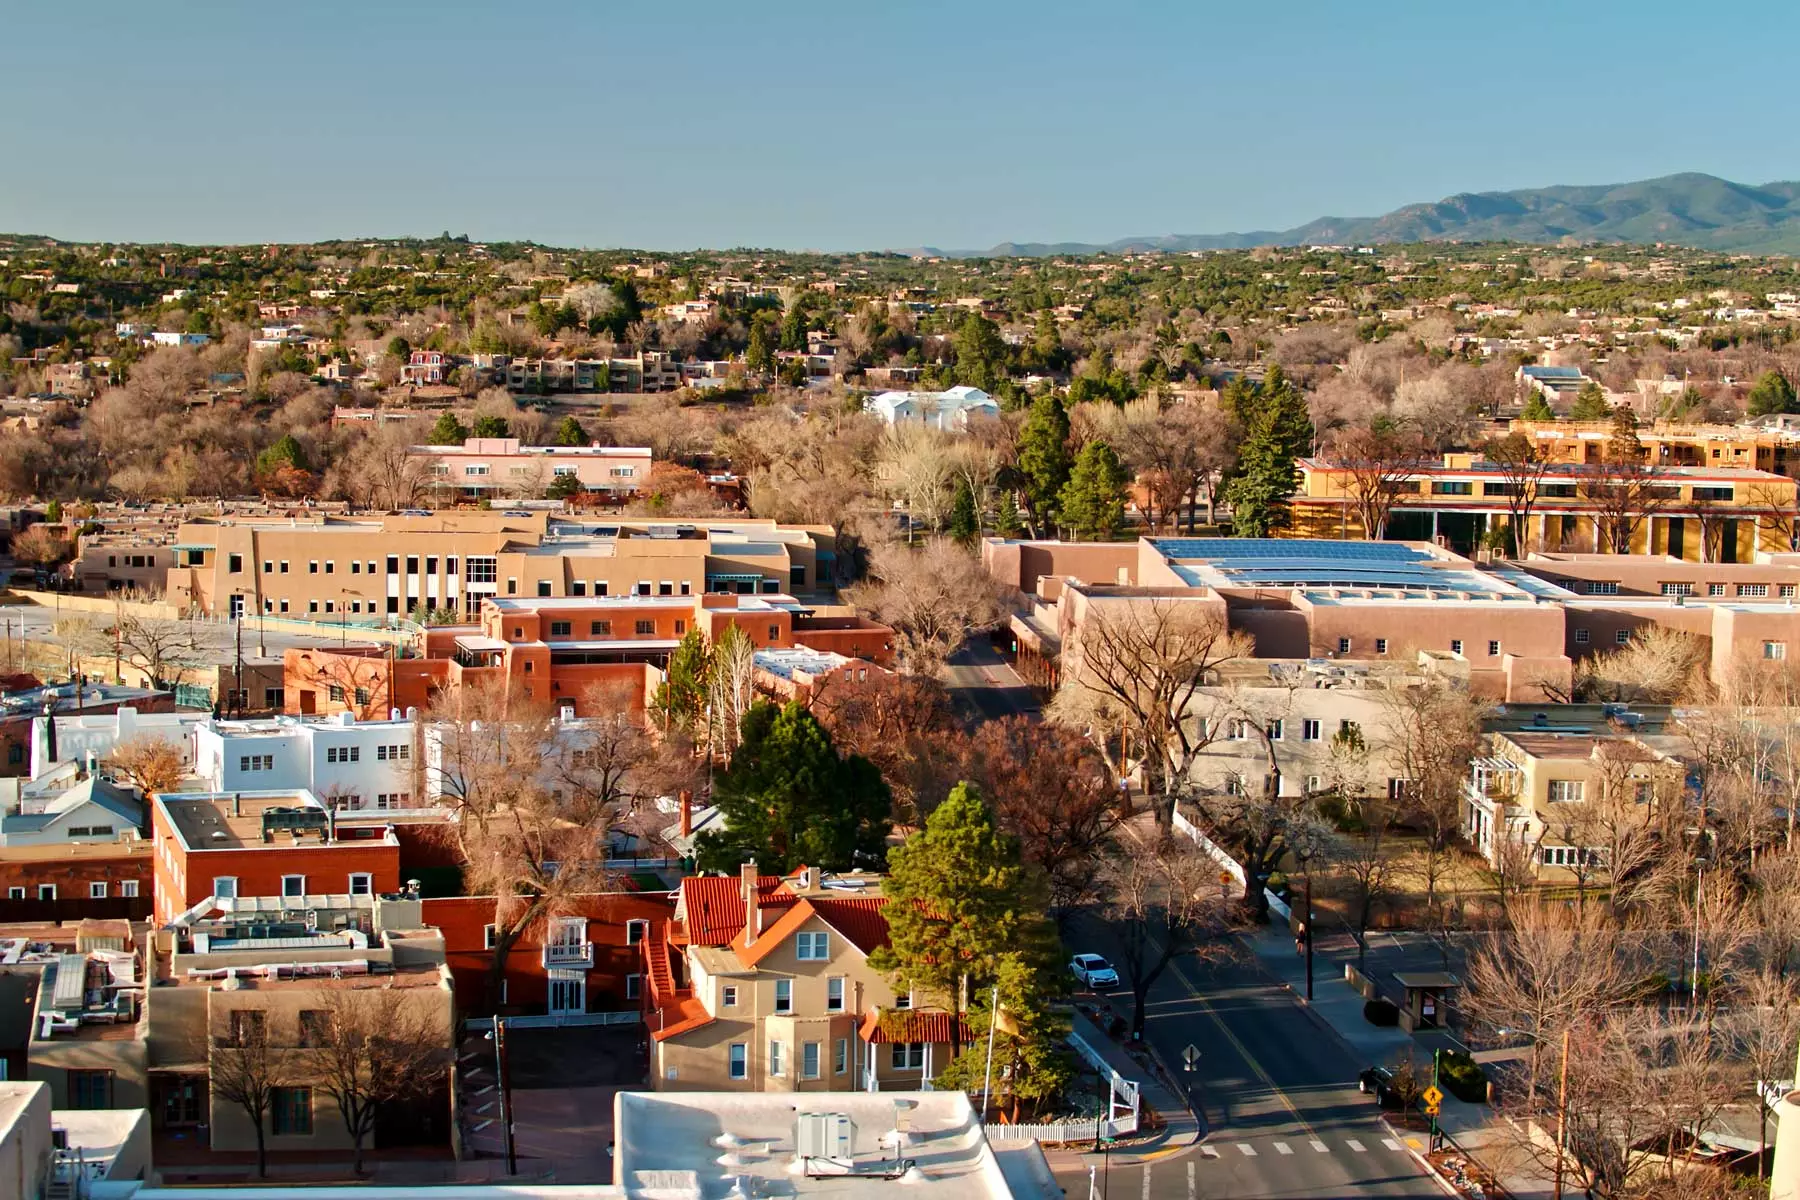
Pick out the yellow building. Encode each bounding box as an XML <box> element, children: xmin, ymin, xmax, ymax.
<box><xmin>1292</xmin><ymin>454</ymin><xmax>1798</xmax><ymax>561</ymax></box>
<box><xmin>1508</xmin><ymin>417</ymin><xmax>1800</xmax><ymax>475</ymax></box>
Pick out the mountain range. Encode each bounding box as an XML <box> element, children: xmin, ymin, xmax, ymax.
<box><xmin>905</xmin><ymin>173</ymin><xmax>1800</xmax><ymax>258</ymax></box>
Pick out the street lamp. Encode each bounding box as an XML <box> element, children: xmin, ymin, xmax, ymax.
<box><xmin>1691</xmin><ymin>854</ymin><xmax>1710</xmax><ymax>1010</ymax></box>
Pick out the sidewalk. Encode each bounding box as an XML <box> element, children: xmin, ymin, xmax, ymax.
<box><xmin>1246</xmin><ymin>926</ymin><xmax>1557</xmax><ymax>1199</ymax></box>
<box><xmin>1039</xmin><ymin>1010</ymin><xmax>1202</xmax><ymax>1167</ymax></box>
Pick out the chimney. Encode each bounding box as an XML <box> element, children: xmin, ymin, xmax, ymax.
<box><xmin>741</xmin><ymin>860</ymin><xmax>760</xmax><ymax>946</ymax></box>
<box><xmin>679</xmin><ymin>789</ymin><xmax>693</xmax><ymax>838</ymax></box>
<box><xmin>232</xmin><ymin>793</ymin><xmax>242</xmax><ymax>818</ymax></box>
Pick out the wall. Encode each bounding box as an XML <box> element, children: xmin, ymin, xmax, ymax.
<box><xmin>0</xmin><ymin>1082</ymin><xmax>52</xmax><ymax>1200</ymax></box>
<box><xmin>0</xmin><ymin>848</ymin><xmax>152</xmax><ymax>908</ymax></box>
<box><xmin>29</xmin><ymin>1029</ymin><xmax>150</xmax><ymax>1112</ymax></box>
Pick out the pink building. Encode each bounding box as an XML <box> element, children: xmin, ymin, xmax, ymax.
<box><xmin>411</xmin><ymin>437</ymin><xmax>653</xmax><ymax>501</ymax></box>
<box><xmin>401</xmin><ymin>350</ymin><xmax>449</xmax><ymax>385</ymax></box>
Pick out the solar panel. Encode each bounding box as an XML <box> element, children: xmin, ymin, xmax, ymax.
<box><xmin>1153</xmin><ymin>538</ymin><xmax>1426</xmax><ymax>563</ymax></box>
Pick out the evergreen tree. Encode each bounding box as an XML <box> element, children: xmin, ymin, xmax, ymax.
<box><xmin>1569</xmin><ymin>381</ymin><xmax>1612</xmax><ymax>421</ymax></box>
<box><xmin>779</xmin><ymin>305</ymin><xmax>806</xmax><ymax>353</ymax></box>
<box><xmin>1058</xmin><ymin>439</ymin><xmax>1128</xmax><ymax>541</ymax></box>
<box><xmin>872</xmin><ymin>782</ymin><xmax>1056</xmax><ymax>1058</ymax></box>
<box><xmin>1746</xmin><ymin>369</ymin><xmax>1798</xmax><ymax>417</ymax></box>
<box><xmin>1258</xmin><ymin>365</ymin><xmax>1314</xmax><ymax>461</ymax></box>
<box><xmin>1031</xmin><ymin>308</ymin><xmax>1063</xmax><ymax>372</ymax></box>
<box><xmin>1222</xmin><ymin>405</ymin><xmax>1297</xmax><ymax>536</ymax></box>
<box><xmin>949</xmin><ymin>480</ymin><xmax>979</xmax><ymax>543</ymax></box>
<box><xmin>254</xmin><ymin>434</ymin><xmax>309</xmax><ymax>477</ymax></box>
<box><xmin>654</xmin><ymin>627</ymin><xmax>711</xmax><ymax>734</ymax></box>
<box><xmin>929</xmin><ymin>955</ymin><xmax>1073</xmax><ymax>1122</ymax></box>
<box><xmin>994</xmin><ymin>490</ymin><xmax>1024</xmax><ymax>537</ymax></box>
<box><xmin>1016</xmin><ymin>394</ymin><xmax>1072</xmax><ymax>533</ymax></box>
<box><xmin>553</xmin><ymin>415</ymin><xmax>587</xmax><ymax>446</ymax></box>
<box><xmin>746</xmin><ymin>312</ymin><xmax>776</xmax><ymax>374</ymax></box>
<box><xmin>953</xmin><ymin>311</ymin><xmax>1008</xmax><ymax>393</ymax></box>
<box><xmin>1520</xmin><ymin>392</ymin><xmax>1557</xmax><ymax>421</ymax></box>
<box><xmin>695</xmin><ymin>701</ymin><xmax>890</xmax><ymax>874</ymax></box>
<box><xmin>43</xmin><ymin>499</ymin><xmax>60</xmax><ymax>524</ymax></box>
<box><xmin>471</xmin><ymin>415</ymin><xmax>509</xmax><ymax>439</ymax></box>
<box><xmin>430</xmin><ymin>412</ymin><xmax>469</xmax><ymax>444</ymax></box>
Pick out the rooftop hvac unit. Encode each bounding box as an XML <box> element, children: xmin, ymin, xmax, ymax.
<box><xmin>795</xmin><ymin>1112</ymin><xmax>854</xmax><ymax>1165</ymax></box>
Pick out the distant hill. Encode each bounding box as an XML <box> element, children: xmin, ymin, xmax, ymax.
<box><xmin>906</xmin><ymin>173</ymin><xmax>1800</xmax><ymax>258</ymax></box>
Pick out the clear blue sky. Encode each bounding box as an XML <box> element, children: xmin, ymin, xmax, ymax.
<box><xmin>6</xmin><ymin>0</ymin><xmax>1799</xmax><ymax>251</ymax></box>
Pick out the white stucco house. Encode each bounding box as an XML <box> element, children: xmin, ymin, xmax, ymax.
<box><xmin>864</xmin><ymin>385</ymin><xmax>999</xmax><ymax>431</ymax></box>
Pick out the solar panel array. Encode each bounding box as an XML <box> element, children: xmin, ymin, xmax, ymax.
<box><xmin>1154</xmin><ymin>538</ymin><xmax>1423</xmax><ymax>563</ymax></box>
<box><xmin>1151</xmin><ymin>538</ymin><xmax>1506</xmax><ymax>595</ymax></box>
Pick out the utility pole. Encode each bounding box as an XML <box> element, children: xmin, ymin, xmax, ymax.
<box><xmin>979</xmin><ymin>984</ymin><xmax>999</xmax><ymax>1126</ymax></box>
<box><xmin>494</xmin><ymin>1019</ymin><xmax>517</xmax><ymax>1175</ymax></box>
<box><xmin>1553</xmin><ymin>1027</ymin><xmax>1569</xmax><ymax>1200</ymax></box>
<box><xmin>1304</xmin><ymin>870</ymin><xmax>1315</xmax><ymax>1001</ymax></box>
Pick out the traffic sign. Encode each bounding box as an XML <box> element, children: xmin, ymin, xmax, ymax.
<box><xmin>1182</xmin><ymin>1044</ymin><xmax>1201</xmax><ymax>1072</ymax></box>
<box><xmin>1421</xmin><ymin>1086</ymin><xmax>1443</xmax><ymax>1108</ymax></box>
<box><xmin>1424</xmin><ymin>1101</ymin><xmax>1441</xmax><ymax>1117</ymax></box>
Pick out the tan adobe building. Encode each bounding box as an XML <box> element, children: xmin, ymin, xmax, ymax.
<box><xmin>1290</xmin><ymin>453</ymin><xmax>1797</xmax><ymax>561</ymax></box>
<box><xmin>646</xmin><ymin>866</ymin><xmax>970</xmax><ymax>1093</ymax></box>
<box><xmin>409</xmin><ymin>437</ymin><xmax>652</xmax><ymax>502</ymax></box>
<box><xmin>71</xmin><ymin>514</ymin><xmax>843</xmax><ymax>618</ymax></box>
<box><xmin>1461</xmin><ymin>726</ymin><xmax>1688</xmax><ymax>883</ymax></box>
<box><xmin>1508</xmin><ymin>416</ymin><xmax>1800</xmax><ymax>477</ymax></box>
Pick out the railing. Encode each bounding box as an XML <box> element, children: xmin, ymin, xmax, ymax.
<box><xmin>985</xmin><ymin>1116</ymin><xmax>1137</xmax><ymax>1143</ymax></box>
<box><xmin>466</xmin><ymin>1010</ymin><xmax>638</xmax><ymax>1032</ymax></box>
<box><xmin>1172</xmin><ymin>805</ymin><xmax>1290</xmax><ymax>920</ymax></box>
<box><xmin>541</xmin><ymin>941</ymin><xmax>595</xmax><ymax>969</ymax></box>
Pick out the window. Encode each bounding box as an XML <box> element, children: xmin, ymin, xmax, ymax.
<box><xmin>228</xmin><ymin>553</ymin><xmax>243</xmax><ymax>573</ymax></box>
<box><xmin>796</xmin><ymin>932</ymin><xmax>829</xmax><ymax>960</ymax></box>
<box><xmin>634</xmin><ymin>619</ymin><xmax>655</xmax><ymax>636</ymax></box>
<box><xmin>1301</xmin><ymin>719</ymin><xmax>1321</xmax><ymax>741</ymax></box>
<box><xmin>802</xmin><ymin>1041</ymin><xmax>821</xmax><ymax>1079</ymax></box>
<box><xmin>465</xmin><ymin>557</ymin><xmax>496</xmax><ymax>584</ymax></box>
<box><xmin>1585</xmin><ymin>580</ymin><xmax>1619</xmax><ymax>595</ymax></box>
<box><xmin>5</xmin><ymin>888</ymin><xmax>19</xmax><ymax>900</ymax></box>
<box><xmin>722</xmin><ymin>986</ymin><xmax>739</xmax><ymax>1008</ymax></box>
<box><xmin>348</xmin><ymin>873</ymin><xmax>372</xmax><ymax>896</ymax></box>
<box><xmin>324</xmin><ymin>560</ymin><xmax>335</xmax><ymax>575</ymax></box>
<box><xmin>827</xmin><ymin>977</ymin><xmax>845</xmax><ymax>1012</ymax></box>
<box><xmin>674</xmin><ymin>619</ymin><xmax>686</xmax><ymax>635</ymax></box>
<box><xmin>1224</xmin><ymin>773</ymin><xmax>1246</xmax><ymax>797</ymax></box>
<box><xmin>1339</xmin><ymin>719</ymin><xmax>1361</xmax><ymax>739</ymax></box>
<box><xmin>1615</xmin><ymin>629</ymin><xmax>1632</xmax><ymax>645</ymax></box>
<box><xmin>272</xmin><ymin>1087</ymin><xmax>313</xmax><ymax>1136</ymax></box>
<box><xmin>326</xmin><ymin>746</ymin><xmax>361</xmax><ymax>764</ymax></box>
<box><xmin>774</xmin><ymin>979</ymin><xmax>793</xmax><ymax>1013</ymax></box>
<box><xmin>625</xmin><ymin>974</ymin><xmax>641</xmax><ymax>1000</ymax></box>
<box><xmin>1740</xmin><ymin>583</ymin><xmax>1770</xmax><ymax>598</ymax></box>
<box><xmin>350</xmin><ymin>560</ymin><xmax>360</xmax><ymax>574</ymax></box>
<box><xmin>68</xmin><ymin>1070</ymin><xmax>113</xmax><ymax>1110</ymax></box>
<box><xmin>1337</xmin><ymin>637</ymin><xmax>1351</xmax><ymax>653</ymax></box>
<box><xmin>729</xmin><ymin>1043</ymin><xmax>748</xmax><ymax>1079</ymax></box>
<box><xmin>506</xmin><ymin>578</ymin><xmax>517</xmax><ymax>595</ymax></box>
<box><xmin>590</xmin><ymin>620</ymin><xmax>612</xmax><ymax>636</ymax></box>
<box><xmin>89</xmin><ymin>882</ymin><xmax>106</xmax><ymax>899</ymax></box>
<box><xmin>377</xmin><ymin>743</ymin><xmax>410</xmax><ymax>761</ymax></box>
<box><xmin>282</xmin><ymin>875</ymin><xmax>305</xmax><ymax>897</ymax></box>
<box><xmin>595</xmin><ymin>581</ymin><xmax>608</xmax><ymax>597</ymax></box>
<box><xmin>1226</xmin><ymin>718</ymin><xmax>1249</xmax><ymax>740</ymax></box>
<box><xmin>308</xmin><ymin>560</ymin><xmax>318</xmax><ymax>575</ymax></box>
<box><xmin>230</xmin><ymin>1010</ymin><xmax>265</xmax><ymax>1046</ymax></box>
<box><xmin>1693</xmin><ymin>485</ymin><xmax>1734</xmax><ymax>502</ymax></box>
<box><xmin>627</xmin><ymin>919</ymin><xmax>648</xmax><ymax>945</ymax></box>
<box><xmin>1547</xmin><ymin>779</ymin><xmax>1585</xmax><ymax>803</ymax></box>
<box><xmin>1574</xmin><ymin>629</ymin><xmax>1591</xmax><ymax>644</ymax></box>
<box><xmin>1434</xmin><ymin>480</ymin><xmax>1473</xmax><ymax>496</ymax></box>
<box><xmin>1450</xmin><ymin>639</ymin><xmax>1464</xmax><ymax>654</ymax></box>
<box><xmin>537</xmin><ymin>580</ymin><xmax>552</xmax><ymax>597</ymax></box>
<box><xmin>447</xmin><ymin>557</ymin><xmax>458</xmax><ymax>576</ymax></box>
<box><xmin>1374</xmin><ymin>638</ymin><xmax>1388</xmax><ymax>654</ymax></box>
<box><xmin>353</xmin><ymin>687</ymin><xmax>370</xmax><ymax>707</ymax></box>
<box><xmin>1268</xmin><ymin>719</ymin><xmax>1283</xmax><ymax>741</ymax></box>
<box><xmin>1707</xmin><ymin>582</ymin><xmax>1727</xmax><ymax>597</ymax></box>
<box><xmin>636</xmin><ymin>581</ymin><xmax>652</xmax><ymax>596</ymax></box>
<box><xmin>1488</xmin><ymin>640</ymin><xmax>1501</xmax><ymax>656</ymax></box>
<box><xmin>279</xmin><ymin>560</ymin><xmax>289</xmax><ymax>574</ymax></box>
<box><xmin>263</xmin><ymin>560</ymin><xmax>273</xmax><ymax>574</ymax></box>
<box><xmin>298</xmin><ymin>1010</ymin><xmax>329</xmax><ymax>1047</ymax></box>
<box><xmin>120</xmin><ymin>881</ymin><xmax>139</xmax><ymax>898</ymax></box>
<box><xmin>891</xmin><ymin>1042</ymin><xmax>925</xmax><ymax>1070</ymax></box>
<box><xmin>1782</xmin><ymin>584</ymin><xmax>1797</xmax><ymax>599</ymax></box>
<box><xmin>1305</xmin><ymin>774</ymin><xmax>1323</xmax><ymax>793</ymax></box>
<box><xmin>835</xmin><ymin>1037</ymin><xmax>849</xmax><ymax>1075</ymax></box>
<box><xmin>483</xmin><ymin>924</ymin><xmax>498</xmax><ymax>950</ymax></box>
<box><xmin>659</xmin><ymin>581</ymin><xmax>674</xmax><ymax>596</ymax></box>
<box><xmin>1766</xmin><ymin>641</ymin><xmax>1788</xmax><ymax>661</ymax></box>
<box><xmin>1661</xmin><ymin>582</ymin><xmax>1694</xmax><ymax>597</ymax></box>
<box><xmin>895</xmin><ymin>990</ymin><xmax>912</xmax><ymax>1010</ymax></box>
<box><xmin>1633</xmin><ymin>781</ymin><xmax>1655</xmax><ymax>805</ymax></box>
<box><xmin>328</xmin><ymin>684</ymin><xmax>345</xmax><ymax>702</ymax></box>
<box><xmin>213</xmin><ymin>877</ymin><xmax>238</xmax><ymax>899</ymax></box>
<box><xmin>550</xmin><ymin>621</ymin><xmax>572</xmax><ymax>637</ymax></box>
<box><xmin>375</xmin><ymin>792</ymin><xmax>412</xmax><ymax>809</ymax></box>
<box><xmin>768</xmin><ymin>1040</ymin><xmax>785</xmax><ymax>1077</ymax></box>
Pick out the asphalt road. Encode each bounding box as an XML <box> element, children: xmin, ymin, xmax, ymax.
<box><xmin>943</xmin><ymin>639</ymin><xmax>1040</xmax><ymax>722</ymax></box>
<box><xmin>1057</xmin><ymin>917</ymin><xmax>1442</xmax><ymax>1199</ymax></box>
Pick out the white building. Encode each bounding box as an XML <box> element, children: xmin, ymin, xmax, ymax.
<box><xmin>864</xmin><ymin>385</ymin><xmax>999</xmax><ymax>431</ymax></box>
<box><xmin>30</xmin><ymin>708</ymin><xmax>209</xmax><ymax>781</ymax></box>
<box><xmin>0</xmin><ymin>773</ymin><xmax>143</xmax><ymax>847</ymax></box>
<box><xmin>192</xmin><ymin>712</ymin><xmax>420</xmax><ymax>811</ymax></box>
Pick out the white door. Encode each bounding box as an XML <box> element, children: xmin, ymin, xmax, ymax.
<box><xmin>229</xmin><ymin>594</ymin><xmax>245</xmax><ymax>620</ymax></box>
<box><xmin>548</xmin><ymin>968</ymin><xmax>585</xmax><ymax>1014</ymax></box>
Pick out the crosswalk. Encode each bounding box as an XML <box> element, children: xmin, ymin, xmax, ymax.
<box><xmin>1198</xmin><ymin>1135</ymin><xmax>1410</xmax><ymax>1159</ymax></box>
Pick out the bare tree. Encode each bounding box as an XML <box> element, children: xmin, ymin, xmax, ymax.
<box><xmin>307</xmin><ymin>987</ymin><xmax>452</xmax><ymax>1175</ymax></box>
<box><xmin>1480</xmin><ymin>432</ymin><xmax>1557</xmax><ymax>556</ymax></box>
<box><xmin>1723</xmin><ymin>966</ymin><xmax>1800</xmax><ymax>1178</ymax></box>
<box><xmin>210</xmin><ymin>1010</ymin><xmax>276</xmax><ymax>1178</ymax></box>
<box><xmin>847</xmin><ymin>537</ymin><xmax>1008</xmax><ymax>675</ymax></box>
<box><xmin>705</xmin><ymin>624</ymin><xmax>757</xmax><ymax>756</ymax></box>
<box><xmin>1378</xmin><ymin>678</ymin><xmax>1487</xmax><ymax>914</ymax></box>
<box><xmin>1333</xmin><ymin>794</ymin><xmax>1397</xmax><ymax>969</ymax></box>
<box><xmin>112</xmin><ymin>605</ymin><xmax>207</xmax><ymax>688</ymax></box>
<box><xmin>104</xmin><ymin>734</ymin><xmax>185</xmax><ymax>795</ymax></box>
<box><xmin>1325</xmin><ymin>425</ymin><xmax>1429</xmax><ymax>540</ymax></box>
<box><xmin>1580</xmin><ymin>411</ymin><xmax>1670</xmax><ymax>555</ymax></box>
<box><xmin>1100</xmin><ymin>826</ymin><xmax>1235</xmax><ymax>1038</ymax></box>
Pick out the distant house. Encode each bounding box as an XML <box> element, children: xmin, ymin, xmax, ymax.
<box><xmin>1516</xmin><ymin>364</ymin><xmax>1590</xmax><ymax>404</ymax></box>
<box><xmin>148</xmin><ymin>332</ymin><xmax>209</xmax><ymax>348</ymax></box>
<box><xmin>864</xmin><ymin>385</ymin><xmax>999</xmax><ymax>431</ymax></box>
<box><xmin>401</xmin><ymin>350</ymin><xmax>449</xmax><ymax>386</ymax></box>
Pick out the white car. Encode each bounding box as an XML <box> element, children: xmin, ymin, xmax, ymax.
<box><xmin>1069</xmin><ymin>954</ymin><xmax>1119</xmax><ymax>990</ymax></box>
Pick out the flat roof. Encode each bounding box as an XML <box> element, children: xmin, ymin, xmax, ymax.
<box><xmin>157</xmin><ymin>791</ymin><xmax>393</xmax><ymax>852</ymax></box>
<box><xmin>755</xmin><ymin>648</ymin><xmax>852</xmax><ymax>679</ymax></box>
<box><xmin>1157</xmin><ymin>538</ymin><xmax>1526</xmax><ymax>598</ymax></box>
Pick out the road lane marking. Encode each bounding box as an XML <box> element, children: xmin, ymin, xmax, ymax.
<box><xmin>1201</xmin><ymin>1145</ymin><xmax>1219</xmax><ymax>1158</ymax></box>
<box><xmin>1273</xmin><ymin>1141</ymin><xmax>1293</xmax><ymax>1155</ymax></box>
<box><xmin>1237</xmin><ymin>1143</ymin><xmax>1257</xmax><ymax>1156</ymax></box>
<box><xmin>1383</xmin><ymin>1138</ymin><xmax>1403</xmax><ymax>1151</ymax></box>
<box><xmin>1346</xmin><ymin>1139</ymin><xmax>1366</xmax><ymax>1152</ymax></box>
<box><xmin>1168</xmin><ymin>955</ymin><xmax>1317</xmax><ymax>1139</ymax></box>
<box><xmin>1142</xmin><ymin>1169</ymin><xmax>1151</xmax><ymax>1200</ymax></box>
<box><xmin>1310</xmin><ymin>1140</ymin><xmax>1329</xmax><ymax>1152</ymax></box>
<box><xmin>1188</xmin><ymin>1161</ymin><xmax>1196</xmax><ymax>1199</ymax></box>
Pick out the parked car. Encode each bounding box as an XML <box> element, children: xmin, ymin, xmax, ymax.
<box><xmin>1358</xmin><ymin>1065</ymin><xmax>1402</xmax><ymax>1109</ymax></box>
<box><xmin>1069</xmin><ymin>954</ymin><xmax>1119</xmax><ymax>990</ymax></box>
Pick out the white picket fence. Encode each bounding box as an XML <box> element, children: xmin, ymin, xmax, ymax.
<box><xmin>987</xmin><ymin>1031</ymin><xmax>1141</xmax><ymax>1143</ymax></box>
<box><xmin>1172</xmin><ymin>806</ymin><xmax>1291</xmax><ymax>921</ymax></box>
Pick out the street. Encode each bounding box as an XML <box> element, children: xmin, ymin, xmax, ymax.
<box><xmin>1057</xmin><ymin>918</ymin><xmax>1442</xmax><ymax>1199</ymax></box>
<box><xmin>944</xmin><ymin>638</ymin><xmax>1040</xmax><ymax>722</ymax></box>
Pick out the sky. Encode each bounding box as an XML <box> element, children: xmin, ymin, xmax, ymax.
<box><xmin>6</xmin><ymin>0</ymin><xmax>1800</xmax><ymax>251</ymax></box>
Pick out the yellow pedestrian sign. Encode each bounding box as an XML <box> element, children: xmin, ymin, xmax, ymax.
<box><xmin>1422</xmin><ymin>1085</ymin><xmax>1443</xmax><ymax>1109</ymax></box>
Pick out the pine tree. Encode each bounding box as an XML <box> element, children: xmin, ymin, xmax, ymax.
<box><xmin>994</xmin><ymin>490</ymin><xmax>1024</xmax><ymax>537</ymax></box>
<box><xmin>1016</xmin><ymin>394</ymin><xmax>1072</xmax><ymax>533</ymax></box>
<box><xmin>553</xmin><ymin>415</ymin><xmax>587</xmax><ymax>446</ymax></box>
<box><xmin>779</xmin><ymin>305</ymin><xmax>806</xmax><ymax>353</ymax></box>
<box><xmin>746</xmin><ymin>312</ymin><xmax>776</xmax><ymax>374</ymax></box>
<box><xmin>953</xmin><ymin>312</ymin><xmax>1008</xmax><ymax>393</ymax></box>
<box><xmin>471</xmin><ymin>415</ymin><xmax>509</xmax><ymax>439</ymax></box>
<box><xmin>1570</xmin><ymin>381</ymin><xmax>1612</xmax><ymax>421</ymax></box>
<box><xmin>654</xmin><ymin>627</ymin><xmax>711</xmax><ymax>734</ymax></box>
<box><xmin>1520</xmin><ymin>392</ymin><xmax>1557</xmax><ymax>421</ymax></box>
<box><xmin>1223</xmin><ymin>405</ymin><xmax>1297</xmax><ymax>537</ymax></box>
<box><xmin>1058</xmin><ymin>439</ymin><xmax>1128</xmax><ymax>541</ymax></box>
<box><xmin>429</xmin><ymin>412</ymin><xmax>469</xmax><ymax>444</ymax></box>
<box><xmin>1746</xmin><ymin>369</ymin><xmax>1798</xmax><ymax>417</ymax></box>
<box><xmin>254</xmin><ymin>434</ymin><xmax>309</xmax><ymax>476</ymax></box>
<box><xmin>695</xmin><ymin>701</ymin><xmax>890</xmax><ymax>874</ymax></box>
<box><xmin>949</xmin><ymin>480</ymin><xmax>979</xmax><ymax>543</ymax></box>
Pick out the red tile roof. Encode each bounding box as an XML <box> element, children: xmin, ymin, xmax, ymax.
<box><xmin>810</xmin><ymin>897</ymin><xmax>890</xmax><ymax>955</ymax></box>
<box><xmin>675</xmin><ymin>874</ymin><xmax>789</xmax><ymax>946</ymax></box>
<box><xmin>858</xmin><ymin>1008</ymin><xmax>974</xmax><ymax>1045</ymax></box>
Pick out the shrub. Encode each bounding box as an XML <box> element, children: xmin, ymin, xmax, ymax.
<box><xmin>1364</xmin><ymin>999</ymin><xmax>1399</xmax><ymax>1027</ymax></box>
<box><xmin>1437</xmin><ymin>1050</ymin><xmax>1488</xmax><ymax>1104</ymax></box>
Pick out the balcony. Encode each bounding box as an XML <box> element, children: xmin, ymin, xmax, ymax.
<box><xmin>543</xmin><ymin>942</ymin><xmax>594</xmax><ymax>969</ymax></box>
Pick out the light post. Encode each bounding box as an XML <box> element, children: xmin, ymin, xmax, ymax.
<box><xmin>1690</xmin><ymin>854</ymin><xmax>1709</xmax><ymax>1009</ymax></box>
<box><xmin>1500</xmin><ymin>1024</ymin><xmax>1572</xmax><ymax>1200</ymax></box>
<box><xmin>486</xmin><ymin>1021</ymin><xmax>516</xmax><ymax>1175</ymax></box>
